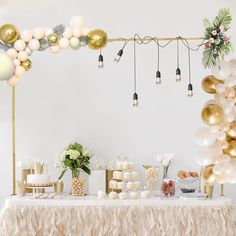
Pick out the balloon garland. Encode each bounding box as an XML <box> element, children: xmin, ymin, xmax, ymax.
<box><xmin>196</xmin><ymin>9</ymin><xmax>236</xmax><ymax>186</ymax></box>
<box><xmin>0</xmin><ymin>16</ymin><xmax>108</xmax><ymax>86</ymax></box>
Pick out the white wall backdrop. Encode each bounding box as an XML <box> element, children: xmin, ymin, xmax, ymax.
<box><xmin>0</xmin><ymin>0</ymin><xmax>236</xmax><ymax>205</ymax></box>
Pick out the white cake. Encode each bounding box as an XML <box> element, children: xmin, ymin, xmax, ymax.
<box><xmin>27</xmin><ymin>174</ymin><xmax>52</xmax><ymax>186</ymax></box>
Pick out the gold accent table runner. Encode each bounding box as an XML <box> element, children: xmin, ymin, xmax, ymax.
<box><xmin>0</xmin><ymin>196</ymin><xmax>236</xmax><ymax>236</ymax></box>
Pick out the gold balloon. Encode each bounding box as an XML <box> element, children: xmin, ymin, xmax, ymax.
<box><xmin>21</xmin><ymin>59</ymin><xmax>32</xmax><ymax>71</ymax></box>
<box><xmin>88</xmin><ymin>29</ymin><xmax>108</xmax><ymax>50</ymax></box>
<box><xmin>202</xmin><ymin>164</ymin><xmax>215</xmax><ymax>184</ymax></box>
<box><xmin>0</xmin><ymin>24</ymin><xmax>19</xmax><ymax>44</ymax></box>
<box><xmin>202</xmin><ymin>75</ymin><xmax>222</xmax><ymax>94</ymax></box>
<box><xmin>226</xmin><ymin>121</ymin><xmax>236</xmax><ymax>138</ymax></box>
<box><xmin>201</xmin><ymin>104</ymin><xmax>224</xmax><ymax>126</ymax></box>
<box><xmin>223</xmin><ymin>140</ymin><xmax>236</xmax><ymax>158</ymax></box>
<box><xmin>47</xmin><ymin>33</ymin><xmax>59</xmax><ymax>46</ymax></box>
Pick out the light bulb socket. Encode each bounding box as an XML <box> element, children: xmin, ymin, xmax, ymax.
<box><xmin>176</xmin><ymin>68</ymin><xmax>181</xmax><ymax>82</ymax></box>
<box><xmin>187</xmin><ymin>83</ymin><xmax>193</xmax><ymax>97</ymax></box>
<box><xmin>133</xmin><ymin>93</ymin><xmax>138</xmax><ymax>107</ymax></box>
<box><xmin>176</xmin><ymin>68</ymin><xmax>181</xmax><ymax>75</ymax></box>
<box><xmin>98</xmin><ymin>54</ymin><xmax>103</xmax><ymax>62</ymax></box>
<box><xmin>156</xmin><ymin>70</ymin><xmax>161</xmax><ymax>78</ymax></box>
<box><xmin>117</xmin><ymin>49</ymin><xmax>123</xmax><ymax>57</ymax></box>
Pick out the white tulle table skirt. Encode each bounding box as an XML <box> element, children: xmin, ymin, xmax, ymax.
<box><xmin>0</xmin><ymin>196</ymin><xmax>236</xmax><ymax>236</ymax></box>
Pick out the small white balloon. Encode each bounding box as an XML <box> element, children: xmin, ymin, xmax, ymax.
<box><xmin>215</xmin><ymin>83</ymin><xmax>225</xmax><ymax>94</ymax></box>
<box><xmin>229</xmin><ymin>59</ymin><xmax>236</xmax><ymax>76</ymax></box>
<box><xmin>14</xmin><ymin>66</ymin><xmax>25</xmax><ymax>78</ymax></box>
<box><xmin>28</xmin><ymin>39</ymin><xmax>40</xmax><ymax>51</ymax></box>
<box><xmin>63</xmin><ymin>28</ymin><xmax>73</xmax><ymax>39</ymax></box>
<box><xmin>215</xmin><ymin>130</ymin><xmax>226</xmax><ymax>141</ymax></box>
<box><xmin>7</xmin><ymin>48</ymin><xmax>18</xmax><ymax>59</ymax></box>
<box><xmin>211</xmin><ymin>61</ymin><xmax>231</xmax><ymax>80</ymax></box>
<box><xmin>32</xmin><ymin>27</ymin><xmax>45</xmax><ymax>39</ymax></box>
<box><xmin>221</xmin><ymin>154</ymin><xmax>231</xmax><ymax>163</ymax></box>
<box><xmin>59</xmin><ymin>38</ymin><xmax>70</xmax><ymax>49</ymax></box>
<box><xmin>17</xmin><ymin>51</ymin><xmax>28</xmax><ymax>61</ymax></box>
<box><xmin>81</xmin><ymin>27</ymin><xmax>90</xmax><ymax>35</ymax></box>
<box><xmin>72</xmin><ymin>28</ymin><xmax>82</xmax><ymax>37</ymax></box>
<box><xmin>70</xmin><ymin>37</ymin><xmax>80</xmax><ymax>50</ymax></box>
<box><xmin>224</xmin><ymin>76</ymin><xmax>236</xmax><ymax>88</ymax></box>
<box><xmin>0</xmin><ymin>52</ymin><xmax>15</xmax><ymax>81</ymax></box>
<box><xmin>225</xmin><ymin>112</ymin><xmax>235</xmax><ymax>122</ymax></box>
<box><xmin>13</xmin><ymin>59</ymin><xmax>20</xmax><ymax>67</ymax></box>
<box><xmin>222</xmin><ymin>162</ymin><xmax>234</xmax><ymax>174</ymax></box>
<box><xmin>44</xmin><ymin>28</ymin><xmax>54</xmax><ymax>37</ymax></box>
<box><xmin>70</xmin><ymin>16</ymin><xmax>84</xmax><ymax>28</ymax></box>
<box><xmin>20</xmin><ymin>30</ymin><xmax>33</xmax><ymax>42</ymax></box>
<box><xmin>225</xmin><ymin>87</ymin><xmax>235</xmax><ymax>98</ymax></box>
<box><xmin>14</xmin><ymin>39</ymin><xmax>26</xmax><ymax>51</ymax></box>
<box><xmin>7</xmin><ymin>75</ymin><xmax>19</xmax><ymax>86</ymax></box>
<box><xmin>50</xmin><ymin>45</ymin><xmax>60</xmax><ymax>53</ymax></box>
<box><xmin>195</xmin><ymin>127</ymin><xmax>216</xmax><ymax>146</ymax></box>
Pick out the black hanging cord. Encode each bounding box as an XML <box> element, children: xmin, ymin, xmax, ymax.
<box><xmin>177</xmin><ymin>37</ymin><xmax>180</xmax><ymax>69</ymax></box>
<box><xmin>133</xmin><ymin>37</ymin><xmax>137</xmax><ymax>93</ymax></box>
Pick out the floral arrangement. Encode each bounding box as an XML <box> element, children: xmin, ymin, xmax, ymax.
<box><xmin>156</xmin><ymin>153</ymin><xmax>174</xmax><ymax>180</ymax></box>
<box><xmin>202</xmin><ymin>8</ymin><xmax>232</xmax><ymax>68</ymax></box>
<box><xmin>55</xmin><ymin>142</ymin><xmax>92</xmax><ymax>179</ymax></box>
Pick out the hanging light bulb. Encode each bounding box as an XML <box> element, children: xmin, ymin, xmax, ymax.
<box><xmin>98</xmin><ymin>51</ymin><xmax>104</xmax><ymax>69</ymax></box>
<box><xmin>133</xmin><ymin>92</ymin><xmax>138</xmax><ymax>107</ymax></box>
<box><xmin>187</xmin><ymin>83</ymin><xmax>193</xmax><ymax>97</ymax></box>
<box><xmin>155</xmin><ymin>70</ymin><xmax>161</xmax><ymax>85</ymax></box>
<box><xmin>176</xmin><ymin>38</ymin><xmax>181</xmax><ymax>82</ymax></box>
<box><xmin>114</xmin><ymin>49</ymin><xmax>123</xmax><ymax>63</ymax></box>
<box><xmin>176</xmin><ymin>68</ymin><xmax>181</xmax><ymax>82</ymax></box>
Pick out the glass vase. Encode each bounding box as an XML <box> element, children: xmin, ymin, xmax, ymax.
<box><xmin>161</xmin><ymin>178</ymin><xmax>175</xmax><ymax>198</ymax></box>
<box><xmin>71</xmin><ymin>170</ymin><xmax>85</xmax><ymax>196</ymax></box>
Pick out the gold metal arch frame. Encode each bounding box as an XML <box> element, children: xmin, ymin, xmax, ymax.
<box><xmin>11</xmin><ymin>36</ymin><xmax>204</xmax><ymax>195</ymax></box>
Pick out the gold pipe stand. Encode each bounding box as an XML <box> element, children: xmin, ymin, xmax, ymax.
<box><xmin>12</xmin><ymin>86</ymin><xmax>16</xmax><ymax>195</ymax></box>
<box><xmin>108</xmin><ymin>37</ymin><xmax>204</xmax><ymax>43</ymax></box>
<box><xmin>220</xmin><ymin>184</ymin><xmax>224</xmax><ymax>196</ymax></box>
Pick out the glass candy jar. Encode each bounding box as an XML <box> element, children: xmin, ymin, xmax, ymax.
<box><xmin>161</xmin><ymin>179</ymin><xmax>175</xmax><ymax>197</ymax></box>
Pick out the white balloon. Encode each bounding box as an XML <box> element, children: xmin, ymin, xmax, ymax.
<box><xmin>50</xmin><ymin>45</ymin><xmax>60</xmax><ymax>53</ymax></box>
<box><xmin>211</xmin><ymin>61</ymin><xmax>231</xmax><ymax>80</ymax></box>
<box><xmin>215</xmin><ymin>130</ymin><xmax>226</xmax><ymax>141</ymax></box>
<box><xmin>213</xmin><ymin>165</ymin><xmax>222</xmax><ymax>175</ymax></box>
<box><xmin>44</xmin><ymin>28</ymin><xmax>54</xmax><ymax>37</ymax></box>
<box><xmin>223</xmin><ymin>102</ymin><xmax>233</xmax><ymax>114</ymax></box>
<box><xmin>221</xmin><ymin>154</ymin><xmax>231</xmax><ymax>163</ymax></box>
<box><xmin>224</xmin><ymin>87</ymin><xmax>235</xmax><ymax>98</ymax></box>
<box><xmin>224</xmin><ymin>76</ymin><xmax>236</xmax><ymax>88</ymax></box>
<box><xmin>7</xmin><ymin>48</ymin><xmax>17</xmax><ymax>59</ymax></box>
<box><xmin>219</xmin><ymin>121</ymin><xmax>230</xmax><ymax>132</ymax></box>
<box><xmin>72</xmin><ymin>28</ymin><xmax>82</xmax><ymax>37</ymax></box>
<box><xmin>225</xmin><ymin>112</ymin><xmax>235</xmax><ymax>122</ymax></box>
<box><xmin>63</xmin><ymin>28</ymin><xmax>73</xmax><ymax>39</ymax></box>
<box><xmin>70</xmin><ymin>37</ymin><xmax>80</xmax><ymax>50</ymax></box>
<box><xmin>14</xmin><ymin>39</ymin><xmax>26</xmax><ymax>51</ymax></box>
<box><xmin>195</xmin><ymin>147</ymin><xmax>213</xmax><ymax>166</ymax></box>
<box><xmin>17</xmin><ymin>51</ymin><xmax>28</xmax><ymax>61</ymax></box>
<box><xmin>222</xmin><ymin>162</ymin><xmax>234</xmax><ymax>173</ymax></box>
<box><xmin>215</xmin><ymin>83</ymin><xmax>225</xmax><ymax>94</ymax></box>
<box><xmin>32</xmin><ymin>27</ymin><xmax>45</xmax><ymax>39</ymax></box>
<box><xmin>195</xmin><ymin>127</ymin><xmax>216</xmax><ymax>146</ymax></box>
<box><xmin>21</xmin><ymin>30</ymin><xmax>33</xmax><ymax>42</ymax></box>
<box><xmin>0</xmin><ymin>52</ymin><xmax>15</xmax><ymax>81</ymax></box>
<box><xmin>7</xmin><ymin>75</ymin><xmax>19</xmax><ymax>86</ymax></box>
<box><xmin>70</xmin><ymin>16</ymin><xmax>84</xmax><ymax>28</ymax></box>
<box><xmin>81</xmin><ymin>27</ymin><xmax>90</xmax><ymax>35</ymax></box>
<box><xmin>14</xmin><ymin>66</ymin><xmax>25</xmax><ymax>78</ymax></box>
<box><xmin>229</xmin><ymin>59</ymin><xmax>236</xmax><ymax>76</ymax></box>
<box><xmin>28</xmin><ymin>39</ymin><xmax>40</xmax><ymax>51</ymax></box>
<box><xmin>59</xmin><ymin>38</ymin><xmax>70</xmax><ymax>49</ymax></box>
<box><xmin>13</xmin><ymin>59</ymin><xmax>20</xmax><ymax>67</ymax></box>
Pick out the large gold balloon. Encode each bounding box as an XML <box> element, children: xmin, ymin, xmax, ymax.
<box><xmin>201</xmin><ymin>104</ymin><xmax>224</xmax><ymax>126</ymax></box>
<box><xmin>202</xmin><ymin>75</ymin><xmax>222</xmax><ymax>94</ymax></box>
<box><xmin>202</xmin><ymin>164</ymin><xmax>215</xmax><ymax>184</ymax></box>
<box><xmin>21</xmin><ymin>59</ymin><xmax>32</xmax><ymax>71</ymax></box>
<box><xmin>223</xmin><ymin>140</ymin><xmax>236</xmax><ymax>158</ymax></box>
<box><xmin>47</xmin><ymin>33</ymin><xmax>59</xmax><ymax>46</ymax></box>
<box><xmin>226</xmin><ymin>121</ymin><xmax>236</xmax><ymax>138</ymax></box>
<box><xmin>88</xmin><ymin>29</ymin><xmax>108</xmax><ymax>50</ymax></box>
<box><xmin>0</xmin><ymin>24</ymin><xmax>19</xmax><ymax>44</ymax></box>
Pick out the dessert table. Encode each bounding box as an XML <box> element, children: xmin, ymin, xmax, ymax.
<box><xmin>0</xmin><ymin>195</ymin><xmax>236</xmax><ymax>236</ymax></box>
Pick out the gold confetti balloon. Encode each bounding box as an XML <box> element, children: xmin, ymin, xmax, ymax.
<box><xmin>47</xmin><ymin>33</ymin><xmax>59</xmax><ymax>46</ymax></box>
<box><xmin>88</xmin><ymin>29</ymin><xmax>108</xmax><ymax>50</ymax></box>
<box><xmin>223</xmin><ymin>140</ymin><xmax>236</xmax><ymax>158</ymax></box>
<box><xmin>21</xmin><ymin>59</ymin><xmax>32</xmax><ymax>71</ymax></box>
<box><xmin>202</xmin><ymin>164</ymin><xmax>215</xmax><ymax>184</ymax></box>
<box><xmin>202</xmin><ymin>75</ymin><xmax>222</xmax><ymax>94</ymax></box>
<box><xmin>226</xmin><ymin>121</ymin><xmax>236</xmax><ymax>138</ymax></box>
<box><xmin>201</xmin><ymin>104</ymin><xmax>224</xmax><ymax>126</ymax></box>
<box><xmin>0</xmin><ymin>24</ymin><xmax>20</xmax><ymax>44</ymax></box>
